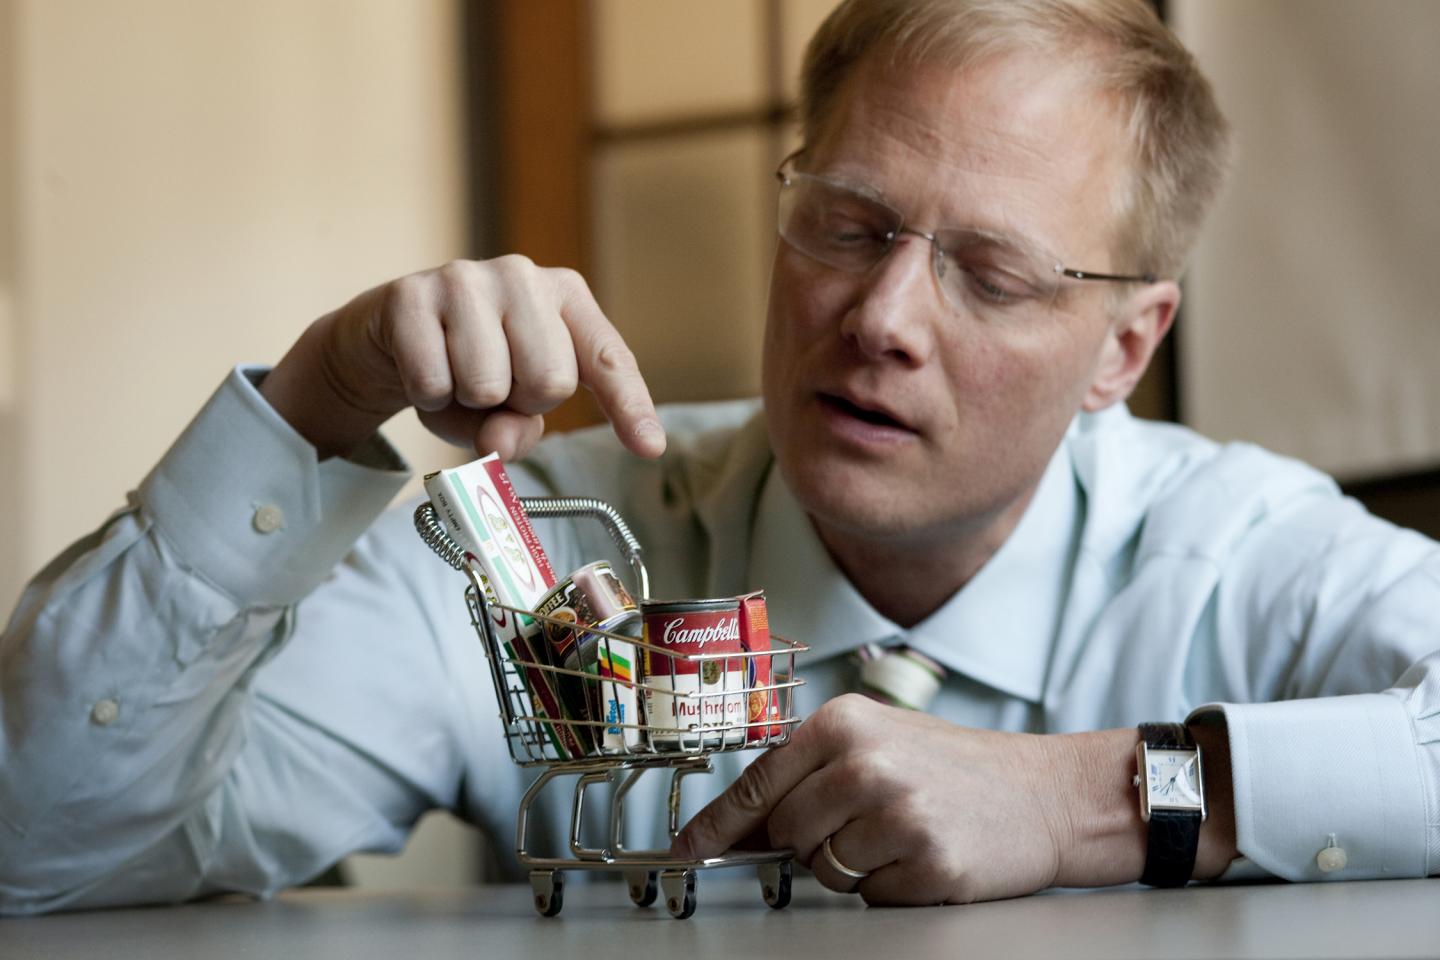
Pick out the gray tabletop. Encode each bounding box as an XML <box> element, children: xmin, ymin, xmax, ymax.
<box><xmin>3</xmin><ymin>876</ymin><xmax>1438</xmax><ymax>960</ymax></box>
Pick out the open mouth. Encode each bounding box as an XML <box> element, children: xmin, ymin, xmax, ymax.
<box><xmin>821</xmin><ymin>393</ymin><xmax>913</xmax><ymax>432</ymax></box>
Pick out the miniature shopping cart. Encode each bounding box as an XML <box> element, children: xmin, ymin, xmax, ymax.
<box><xmin>415</xmin><ymin>495</ymin><xmax>807</xmax><ymax>919</ymax></box>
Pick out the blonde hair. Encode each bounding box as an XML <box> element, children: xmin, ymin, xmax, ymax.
<box><xmin>800</xmin><ymin>0</ymin><xmax>1232</xmax><ymax>279</ymax></box>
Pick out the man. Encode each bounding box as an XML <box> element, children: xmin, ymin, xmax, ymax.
<box><xmin>2</xmin><ymin>0</ymin><xmax>1437</xmax><ymax>914</ymax></box>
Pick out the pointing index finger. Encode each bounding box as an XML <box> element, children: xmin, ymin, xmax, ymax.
<box><xmin>555</xmin><ymin>271</ymin><xmax>666</xmax><ymax>458</ymax></box>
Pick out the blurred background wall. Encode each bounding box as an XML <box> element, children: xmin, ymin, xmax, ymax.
<box><xmin>0</xmin><ymin>0</ymin><xmax>470</xmax><ymax>602</ymax></box>
<box><xmin>1176</xmin><ymin>0</ymin><xmax>1440</xmax><ymax>484</ymax></box>
<box><xmin>0</xmin><ymin>0</ymin><xmax>475</xmax><ymax>890</ymax></box>
<box><xmin>1</xmin><ymin>0</ymin><xmax>1437</xmax><ymax>892</ymax></box>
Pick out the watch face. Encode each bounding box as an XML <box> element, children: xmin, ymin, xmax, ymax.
<box><xmin>1145</xmin><ymin>749</ymin><xmax>1203</xmax><ymax>811</ymax></box>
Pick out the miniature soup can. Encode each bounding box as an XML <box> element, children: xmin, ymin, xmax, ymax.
<box><xmin>640</xmin><ymin>597</ymin><xmax>746</xmax><ymax>749</ymax></box>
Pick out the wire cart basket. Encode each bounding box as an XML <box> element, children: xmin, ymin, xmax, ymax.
<box><xmin>415</xmin><ymin>496</ymin><xmax>807</xmax><ymax>919</ymax></box>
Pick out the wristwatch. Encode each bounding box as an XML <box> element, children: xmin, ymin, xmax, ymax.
<box><xmin>1133</xmin><ymin>722</ymin><xmax>1206</xmax><ymax>887</ymax></box>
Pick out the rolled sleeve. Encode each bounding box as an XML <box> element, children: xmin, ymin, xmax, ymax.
<box><xmin>1194</xmin><ymin>694</ymin><xmax>1429</xmax><ymax>881</ymax></box>
<box><xmin>137</xmin><ymin>365</ymin><xmax>410</xmax><ymax>607</ymax></box>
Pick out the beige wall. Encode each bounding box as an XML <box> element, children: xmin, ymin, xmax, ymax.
<box><xmin>1</xmin><ymin>0</ymin><xmax>470</xmax><ymax>612</ymax></box>
<box><xmin>1175</xmin><ymin>0</ymin><xmax>1440</xmax><ymax>479</ymax></box>
<box><xmin>593</xmin><ymin>0</ymin><xmax>769</xmax><ymax>127</ymax></box>
<box><xmin>0</xmin><ymin>0</ymin><xmax>474</xmax><ymax>887</ymax></box>
<box><xmin>1</xmin><ymin>0</ymin><xmax>20</xmax><ymax>612</ymax></box>
<box><xmin>587</xmin><ymin>0</ymin><xmax>837</xmax><ymax>407</ymax></box>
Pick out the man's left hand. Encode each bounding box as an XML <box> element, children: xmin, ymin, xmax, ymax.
<box><xmin>671</xmin><ymin>694</ymin><xmax>1151</xmax><ymax>905</ymax></box>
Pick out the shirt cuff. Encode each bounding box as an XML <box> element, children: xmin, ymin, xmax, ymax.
<box><xmin>1191</xmin><ymin>695</ymin><xmax>1429</xmax><ymax>881</ymax></box>
<box><xmin>137</xmin><ymin>365</ymin><xmax>411</xmax><ymax>607</ymax></box>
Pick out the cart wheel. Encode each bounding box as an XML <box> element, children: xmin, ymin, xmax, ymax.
<box><xmin>530</xmin><ymin>869</ymin><xmax>564</xmax><ymax>918</ymax></box>
<box><xmin>625</xmin><ymin>869</ymin><xmax>658</xmax><ymax>907</ymax></box>
<box><xmin>660</xmin><ymin>869</ymin><xmax>697</xmax><ymax>920</ymax></box>
<box><xmin>759</xmin><ymin>860</ymin><xmax>792</xmax><ymax>910</ymax></box>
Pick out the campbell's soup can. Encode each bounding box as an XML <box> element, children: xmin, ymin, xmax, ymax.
<box><xmin>641</xmin><ymin>598</ymin><xmax>746</xmax><ymax>749</ymax></box>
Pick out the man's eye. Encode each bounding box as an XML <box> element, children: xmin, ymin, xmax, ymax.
<box><xmin>965</xmin><ymin>268</ymin><xmax>1033</xmax><ymax>305</ymax></box>
<box><xmin>821</xmin><ymin>215</ymin><xmax>882</xmax><ymax>244</ymax></box>
<box><xmin>831</xmin><ymin>228</ymin><xmax>879</xmax><ymax>246</ymax></box>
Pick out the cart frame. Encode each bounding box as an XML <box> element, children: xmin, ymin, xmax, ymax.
<box><xmin>415</xmin><ymin>496</ymin><xmax>807</xmax><ymax>918</ymax></box>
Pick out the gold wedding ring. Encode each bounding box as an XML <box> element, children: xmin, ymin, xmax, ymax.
<box><xmin>822</xmin><ymin>834</ymin><xmax>871</xmax><ymax>881</ymax></box>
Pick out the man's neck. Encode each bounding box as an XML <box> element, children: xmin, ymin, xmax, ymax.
<box><xmin>812</xmin><ymin>487</ymin><xmax>1039</xmax><ymax>629</ymax></box>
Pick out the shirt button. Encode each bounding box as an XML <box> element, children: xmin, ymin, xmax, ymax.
<box><xmin>91</xmin><ymin>699</ymin><xmax>120</xmax><ymax>726</ymax></box>
<box><xmin>1316</xmin><ymin>845</ymin><xmax>1348</xmax><ymax>873</ymax></box>
<box><xmin>252</xmin><ymin>504</ymin><xmax>285</xmax><ymax>534</ymax></box>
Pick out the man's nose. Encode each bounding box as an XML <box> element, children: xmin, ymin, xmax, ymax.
<box><xmin>838</xmin><ymin>232</ymin><xmax>940</xmax><ymax>364</ymax></box>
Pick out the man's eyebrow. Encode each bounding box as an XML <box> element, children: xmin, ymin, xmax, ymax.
<box><xmin>808</xmin><ymin>167</ymin><xmax>1057</xmax><ymax>254</ymax></box>
<box><xmin>802</xmin><ymin>165</ymin><xmax>892</xmax><ymax>204</ymax></box>
<box><xmin>944</xmin><ymin>224</ymin><xmax>1052</xmax><ymax>261</ymax></box>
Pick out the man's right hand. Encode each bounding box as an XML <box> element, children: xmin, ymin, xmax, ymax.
<box><xmin>259</xmin><ymin>256</ymin><xmax>667</xmax><ymax>462</ymax></box>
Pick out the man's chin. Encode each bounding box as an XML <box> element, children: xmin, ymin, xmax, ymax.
<box><xmin>780</xmin><ymin>459</ymin><xmax>936</xmax><ymax>542</ymax></box>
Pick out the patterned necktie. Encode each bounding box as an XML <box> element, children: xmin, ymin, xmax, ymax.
<box><xmin>854</xmin><ymin>642</ymin><xmax>945</xmax><ymax>712</ymax></box>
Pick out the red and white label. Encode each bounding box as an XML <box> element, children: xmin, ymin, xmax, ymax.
<box><xmin>642</xmin><ymin>604</ymin><xmax>745</xmax><ymax>747</ymax></box>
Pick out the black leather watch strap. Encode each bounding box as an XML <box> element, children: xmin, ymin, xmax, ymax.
<box><xmin>1138</xmin><ymin>722</ymin><xmax>1202</xmax><ymax>888</ymax></box>
<box><xmin>1141</xmin><ymin>809</ymin><xmax>1201</xmax><ymax>887</ymax></box>
<box><xmin>1140</xmin><ymin>721</ymin><xmax>1190</xmax><ymax>751</ymax></box>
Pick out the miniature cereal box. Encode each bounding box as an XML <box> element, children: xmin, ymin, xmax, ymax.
<box><xmin>423</xmin><ymin>455</ymin><xmax>588</xmax><ymax>759</ymax></box>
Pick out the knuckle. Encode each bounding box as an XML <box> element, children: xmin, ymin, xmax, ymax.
<box><xmin>457</xmin><ymin>375</ymin><xmax>510</xmax><ymax>409</ymax></box>
<box><xmin>730</xmin><ymin>759</ymin><xmax>775</xmax><ymax>814</ymax></box>
<box><xmin>526</xmin><ymin>364</ymin><xmax>577</xmax><ymax>402</ymax></box>
<box><xmin>836</xmin><ymin>751</ymin><xmax>893</xmax><ymax>796</ymax></box>
<box><xmin>592</xmin><ymin>338</ymin><xmax>639</xmax><ymax>376</ymax></box>
<box><xmin>437</xmin><ymin>258</ymin><xmax>475</xmax><ymax>283</ymax></box>
<box><xmin>438</xmin><ymin>260</ymin><xmax>503</xmax><ymax>311</ymax></box>
<box><xmin>830</xmin><ymin>691</ymin><xmax>873</xmax><ymax>721</ymax></box>
<box><xmin>382</xmin><ymin>274</ymin><xmax>428</xmax><ymax>318</ymax></box>
<box><xmin>406</xmin><ymin>370</ymin><xmax>451</xmax><ymax>406</ymax></box>
<box><xmin>491</xmin><ymin>253</ymin><xmax>536</xmax><ymax>278</ymax></box>
<box><xmin>549</xmin><ymin>265</ymin><xmax>586</xmax><ymax>291</ymax></box>
<box><xmin>891</xmin><ymin>797</ymin><xmax>934</xmax><ymax>850</ymax></box>
<box><xmin>549</xmin><ymin>266</ymin><xmax>596</xmax><ymax>306</ymax></box>
<box><xmin>812</xmin><ymin>693</ymin><xmax>871</xmax><ymax>745</ymax></box>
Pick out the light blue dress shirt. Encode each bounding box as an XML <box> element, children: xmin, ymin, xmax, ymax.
<box><xmin>1</xmin><ymin>366</ymin><xmax>1437</xmax><ymax>914</ymax></box>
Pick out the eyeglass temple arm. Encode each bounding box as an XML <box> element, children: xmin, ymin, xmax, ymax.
<box><xmin>1060</xmin><ymin>267</ymin><xmax>1158</xmax><ymax>285</ymax></box>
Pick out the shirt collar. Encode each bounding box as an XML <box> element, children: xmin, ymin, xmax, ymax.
<box><xmin>747</xmin><ymin>438</ymin><xmax>1082</xmax><ymax>704</ymax></box>
<box><xmin>748</xmin><ymin>466</ymin><xmax>900</xmax><ymax>667</ymax></box>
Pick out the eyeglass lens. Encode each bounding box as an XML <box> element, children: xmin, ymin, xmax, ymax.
<box><xmin>776</xmin><ymin>174</ymin><xmax>1065</xmax><ymax>316</ymax></box>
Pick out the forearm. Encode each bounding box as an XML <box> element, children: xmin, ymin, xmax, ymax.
<box><xmin>0</xmin><ymin>369</ymin><xmax>411</xmax><ymax>913</ymax></box>
<box><xmin>1050</xmin><ymin>725</ymin><xmax>1236</xmax><ymax>888</ymax></box>
<box><xmin>0</xmin><ymin>509</ymin><xmax>287</xmax><ymax>912</ymax></box>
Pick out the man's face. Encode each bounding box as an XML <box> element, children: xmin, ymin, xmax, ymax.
<box><xmin>763</xmin><ymin>49</ymin><xmax>1133</xmax><ymax>549</ymax></box>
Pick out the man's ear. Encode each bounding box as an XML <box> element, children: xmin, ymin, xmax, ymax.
<box><xmin>1082</xmin><ymin>280</ymin><xmax>1181</xmax><ymax>412</ymax></box>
